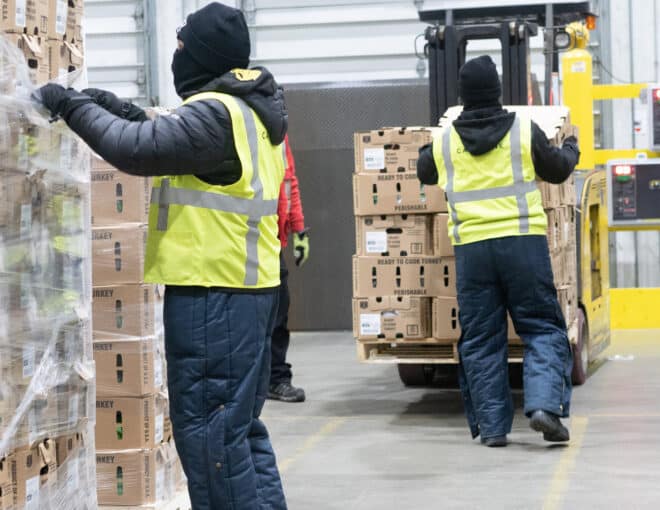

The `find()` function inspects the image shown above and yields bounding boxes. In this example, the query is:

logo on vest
[231,69,262,82]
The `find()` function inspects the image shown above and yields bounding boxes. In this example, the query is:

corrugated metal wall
[84,0,156,104]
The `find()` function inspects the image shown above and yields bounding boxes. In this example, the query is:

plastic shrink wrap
[0,34,96,509]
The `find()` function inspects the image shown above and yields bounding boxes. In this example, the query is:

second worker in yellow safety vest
[417,55,580,447]
[37,3,289,508]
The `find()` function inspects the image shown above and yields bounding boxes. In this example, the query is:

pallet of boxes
[352,126,460,362]
[353,107,578,367]
[91,157,188,509]
[1,15,95,510]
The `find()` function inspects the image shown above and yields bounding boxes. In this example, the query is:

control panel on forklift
[607,159,660,227]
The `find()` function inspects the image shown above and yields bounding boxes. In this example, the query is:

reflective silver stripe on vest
[444,117,535,242]
[509,117,530,233]
[236,98,264,286]
[442,128,461,244]
[152,97,276,287]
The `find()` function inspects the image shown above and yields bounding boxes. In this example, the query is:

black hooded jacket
[64,67,287,185]
[417,105,580,186]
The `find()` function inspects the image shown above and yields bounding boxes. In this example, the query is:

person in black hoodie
[37,3,288,509]
[417,55,580,447]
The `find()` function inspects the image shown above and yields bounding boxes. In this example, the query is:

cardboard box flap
[21,33,43,57]
[63,40,83,63]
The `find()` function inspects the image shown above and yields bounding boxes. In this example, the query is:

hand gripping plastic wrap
[0,35,97,510]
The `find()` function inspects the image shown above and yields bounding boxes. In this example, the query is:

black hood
[183,67,288,146]
[452,105,516,156]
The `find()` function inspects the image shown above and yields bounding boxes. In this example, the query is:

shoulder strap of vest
[183,91,235,106]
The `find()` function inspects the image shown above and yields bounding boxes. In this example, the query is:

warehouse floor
[262,330,660,510]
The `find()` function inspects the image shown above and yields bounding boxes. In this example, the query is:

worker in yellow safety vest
[417,55,580,447]
[37,2,289,507]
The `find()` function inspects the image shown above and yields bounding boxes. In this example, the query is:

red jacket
[278,135,305,247]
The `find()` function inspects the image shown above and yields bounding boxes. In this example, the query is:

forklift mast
[420,2,594,126]
[425,22,536,125]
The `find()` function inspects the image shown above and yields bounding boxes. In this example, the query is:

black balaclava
[172,2,251,98]
[458,55,502,109]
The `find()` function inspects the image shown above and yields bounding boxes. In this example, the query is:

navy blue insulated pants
[455,235,573,440]
[164,286,287,510]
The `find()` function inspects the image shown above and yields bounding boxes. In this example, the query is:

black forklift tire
[397,364,435,387]
[571,308,589,386]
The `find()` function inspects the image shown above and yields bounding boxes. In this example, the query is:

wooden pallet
[357,338,525,364]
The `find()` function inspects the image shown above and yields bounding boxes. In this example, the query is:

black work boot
[480,435,508,447]
[529,410,570,442]
[268,382,306,403]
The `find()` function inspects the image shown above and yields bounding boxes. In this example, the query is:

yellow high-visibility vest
[432,116,547,246]
[144,91,285,288]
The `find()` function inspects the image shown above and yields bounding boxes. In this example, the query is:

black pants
[270,253,293,385]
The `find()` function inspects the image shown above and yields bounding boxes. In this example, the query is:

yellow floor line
[278,417,346,474]
[543,416,589,510]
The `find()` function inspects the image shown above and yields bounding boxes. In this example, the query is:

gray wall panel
[283,81,430,330]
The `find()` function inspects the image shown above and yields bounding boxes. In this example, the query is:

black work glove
[35,83,93,121]
[82,87,149,121]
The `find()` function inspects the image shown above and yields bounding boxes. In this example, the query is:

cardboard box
[11,440,56,509]
[1,0,47,35]
[92,224,147,286]
[539,181,561,210]
[432,213,455,257]
[432,297,461,340]
[47,0,67,39]
[546,208,562,253]
[94,337,164,397]
[91,158,151,226]
[550,250,565,287]
[3,33,49,85]
[561,206,577,249]
[95,394,170,450]
[64,0,82,44]
[0,455,13,510]
[352,297,431,340]
[557,284,578,325]
[353,255,456,298]
[354,127,437,174]
[355,215,432,256]
[433,298,521,341]
[559,173,576,207]
[96,440,179,507]
[47,40,83,80]
[92,284,161,339]
[353,172,447,216]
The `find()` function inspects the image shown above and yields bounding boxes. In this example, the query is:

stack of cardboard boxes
[1,0,84,85]
[0,29,96,510]
[91,156,186,508]
[353,107,579,363]
[352,126,457,360]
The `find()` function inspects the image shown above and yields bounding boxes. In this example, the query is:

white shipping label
[363,148,385,171]
[23,345,36,378]
[360,314,382,336]
[366,231,388,254]
[15,0,27,27]
[155,467,165,502]
[155,413,164,443]
[25,476,40,510]
[56,0,68,34]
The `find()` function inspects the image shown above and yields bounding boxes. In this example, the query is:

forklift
[396,2,611,387]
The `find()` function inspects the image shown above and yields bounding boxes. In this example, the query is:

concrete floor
[262,330,660,510]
